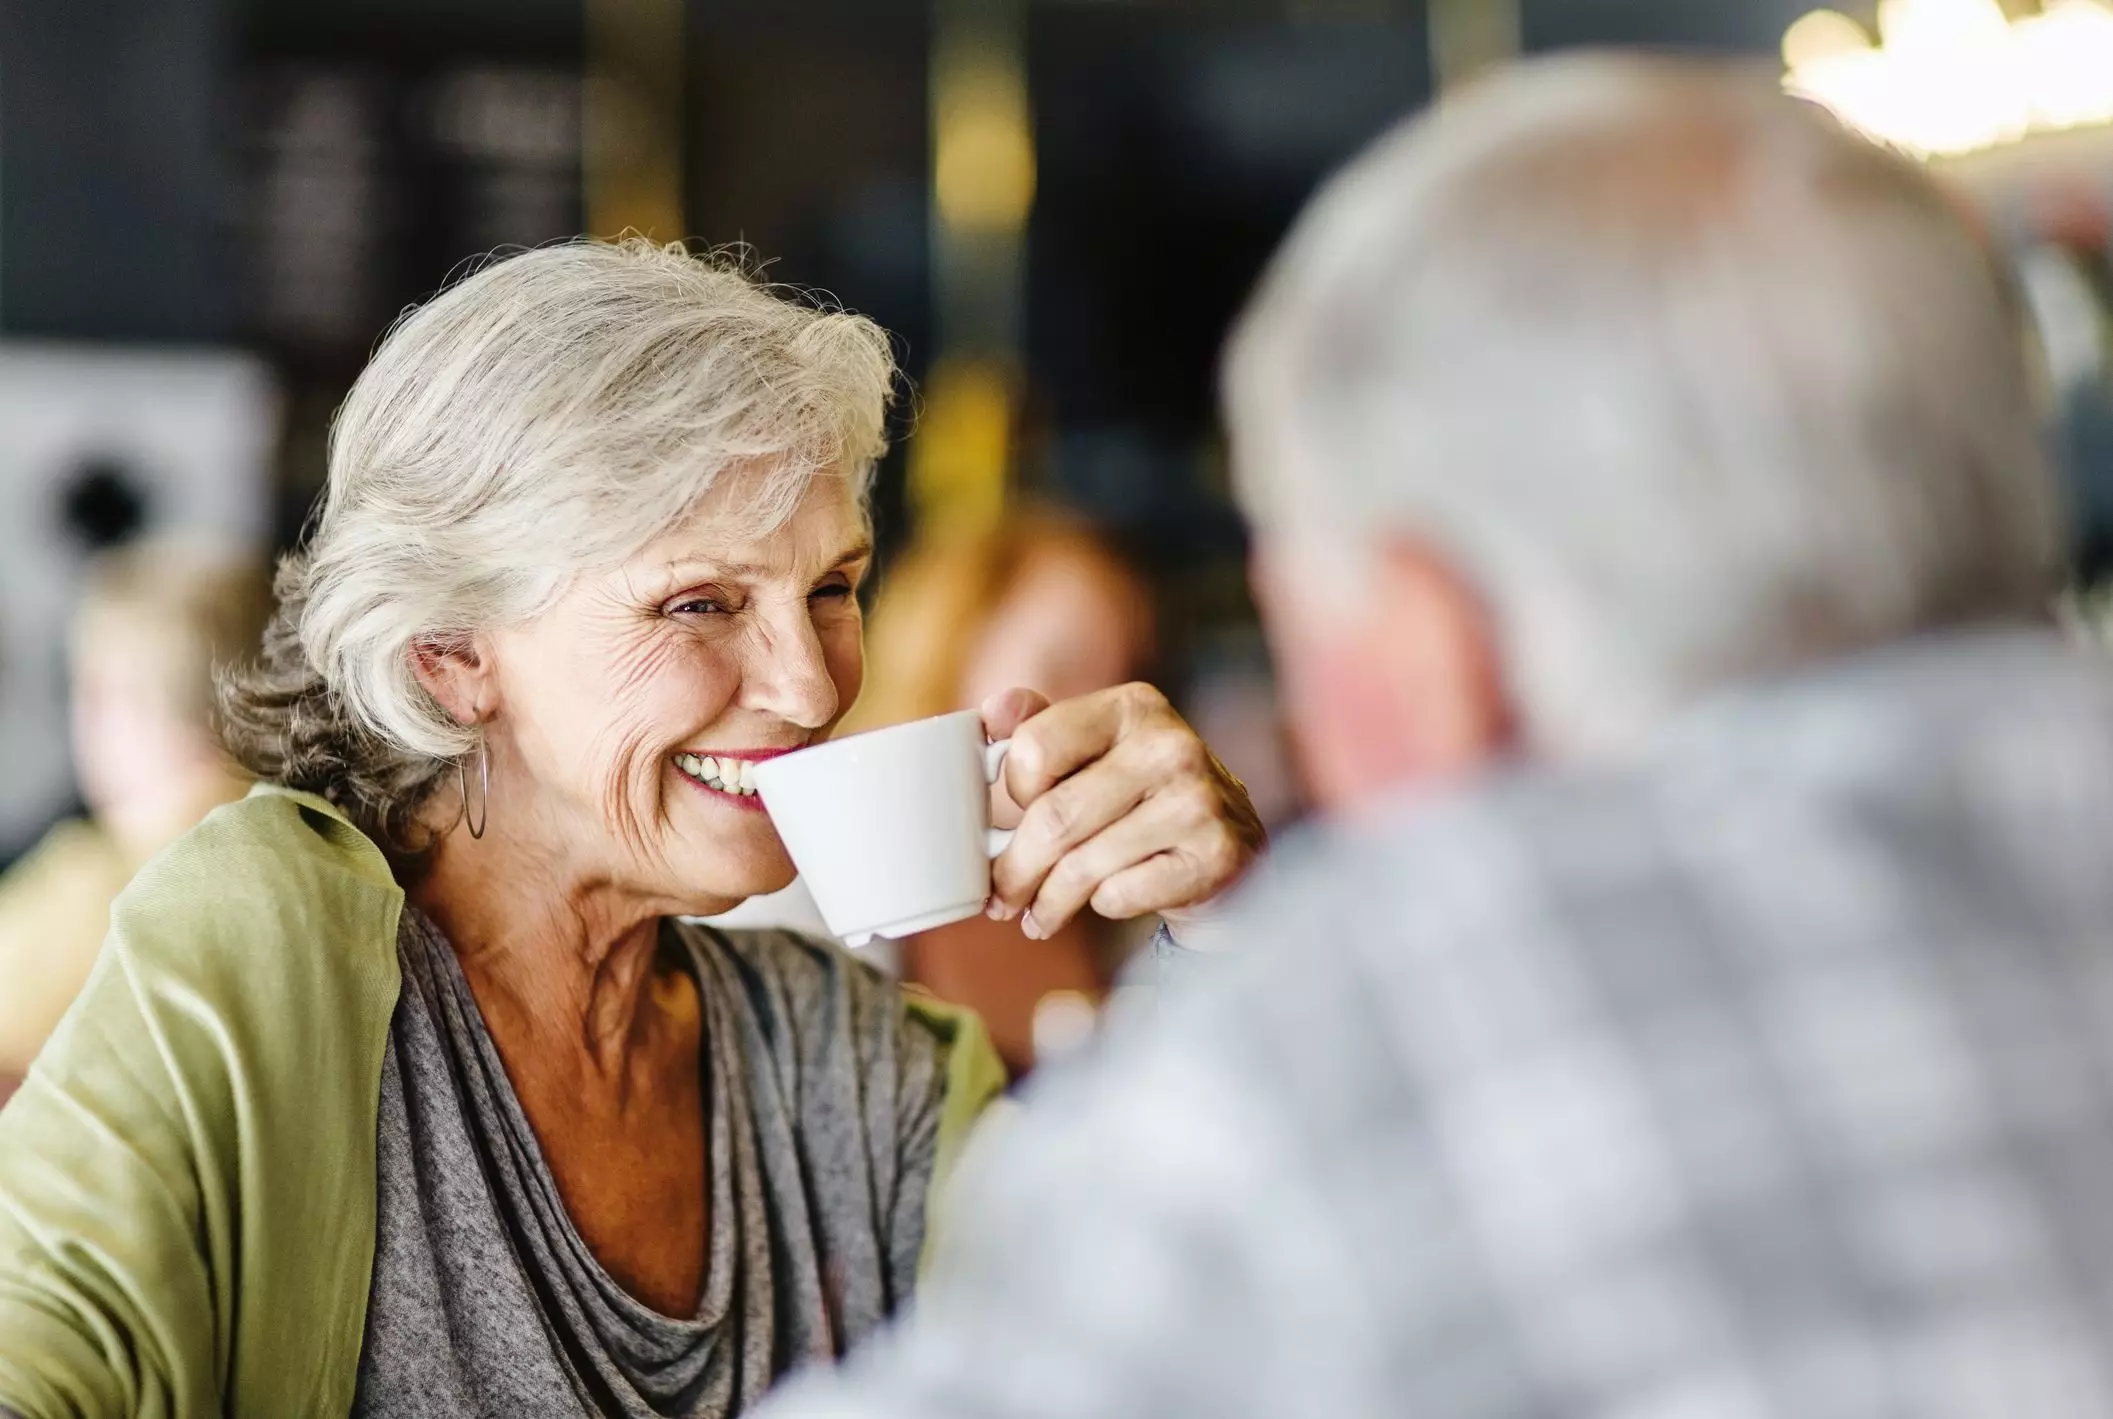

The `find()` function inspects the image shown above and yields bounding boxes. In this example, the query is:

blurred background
[1,0,2110,921]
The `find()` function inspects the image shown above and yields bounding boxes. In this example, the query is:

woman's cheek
[676,635,746,720]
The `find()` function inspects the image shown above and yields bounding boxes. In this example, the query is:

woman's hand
[981,684,1267,940]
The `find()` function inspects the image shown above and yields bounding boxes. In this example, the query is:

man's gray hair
[1224,54,2065,755]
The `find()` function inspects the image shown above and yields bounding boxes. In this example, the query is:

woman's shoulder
[57,784,404,1060]
[134,785,399,907]
[0,785,403,1419]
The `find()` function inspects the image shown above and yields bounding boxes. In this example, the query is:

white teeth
[678,753,757,795]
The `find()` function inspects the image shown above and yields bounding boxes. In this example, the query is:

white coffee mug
[750,710,1013,948]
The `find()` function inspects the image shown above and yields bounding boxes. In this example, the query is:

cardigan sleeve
[0,790,403,1419]
[0,930,227,1417]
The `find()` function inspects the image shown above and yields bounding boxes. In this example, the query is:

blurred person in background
[759,55,2113,1419]
[0,239,1262,1419]
[849,513,1158,1074]
[0,536,270,1079]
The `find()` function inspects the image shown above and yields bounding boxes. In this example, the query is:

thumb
[979,686,1051,742]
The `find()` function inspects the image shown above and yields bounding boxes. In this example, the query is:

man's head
[1225,54,2063,812]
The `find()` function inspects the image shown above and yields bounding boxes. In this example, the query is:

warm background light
[1785,0,2113,157]
[1781,8,1872,69]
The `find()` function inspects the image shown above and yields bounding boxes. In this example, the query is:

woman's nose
[743,608,840,730]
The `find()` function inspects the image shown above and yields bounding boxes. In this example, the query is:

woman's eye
[671,597,730,616]
[810,581,855,603]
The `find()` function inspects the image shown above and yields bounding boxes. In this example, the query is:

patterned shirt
[762,629,2113,1419]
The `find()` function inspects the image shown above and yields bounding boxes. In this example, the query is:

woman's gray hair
[1224,54,2066,756]
[222,238,896,851]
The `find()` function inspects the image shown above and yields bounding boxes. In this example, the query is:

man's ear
[1253,536,1512,815]
[1369,538,1512,777]
[410,634,495,729]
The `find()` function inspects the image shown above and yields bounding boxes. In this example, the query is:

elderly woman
[0,240,1264,1419]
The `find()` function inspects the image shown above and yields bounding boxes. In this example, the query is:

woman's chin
[664,839,798,913]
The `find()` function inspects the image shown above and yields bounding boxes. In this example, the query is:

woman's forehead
[636,478,869,578]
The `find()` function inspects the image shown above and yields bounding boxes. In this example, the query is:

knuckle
[1089,880,1133,919]
[1008,732,1052,788]
[987,855,1025,899]
[1046,854,1095,905]
[1149,730,1208,778]
[1035,789,1082,844]
[1175,777,1221,821]
[1118,680,1169,719]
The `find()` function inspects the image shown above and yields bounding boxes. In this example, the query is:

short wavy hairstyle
[221,238,897,853]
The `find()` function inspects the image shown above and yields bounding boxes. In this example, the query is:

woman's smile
[672,746,800,812]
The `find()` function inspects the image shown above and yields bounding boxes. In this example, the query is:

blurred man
[0,536,270,1077]
[759,54,2113,1418]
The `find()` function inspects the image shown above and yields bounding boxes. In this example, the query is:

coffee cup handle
[984,739,1014,857]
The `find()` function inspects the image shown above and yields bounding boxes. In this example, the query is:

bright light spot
[934,61,1036,235]
[2018,0,2113,131]
[1877,0,2009,50]
[1784,0,2113,157]
[1032,989,1100,1064]
[1782,9,1873,69]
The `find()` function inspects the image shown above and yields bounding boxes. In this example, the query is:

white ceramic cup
[750,709,1013,948]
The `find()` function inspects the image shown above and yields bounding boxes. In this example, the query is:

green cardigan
[0,785,1005,1418]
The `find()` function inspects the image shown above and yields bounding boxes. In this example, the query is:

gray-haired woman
[0,240,1264,1419]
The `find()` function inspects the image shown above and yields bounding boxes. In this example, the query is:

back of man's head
[1227,55,2064,776]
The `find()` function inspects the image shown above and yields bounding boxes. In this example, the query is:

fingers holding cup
[988,753,1152,927]
[1017,779,1250,937]
[980,682,1265,936]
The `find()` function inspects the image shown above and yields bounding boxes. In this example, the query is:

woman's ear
[410,634,496,728]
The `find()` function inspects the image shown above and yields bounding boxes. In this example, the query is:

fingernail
[987,898,1019,923]
[1020,911,1045,940]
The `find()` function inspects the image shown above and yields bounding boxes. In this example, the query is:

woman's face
[474,474,869,911]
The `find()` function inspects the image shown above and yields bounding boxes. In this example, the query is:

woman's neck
[409,824,678,1073]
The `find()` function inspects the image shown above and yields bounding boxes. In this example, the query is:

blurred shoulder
[0,817,128,898]
[1222,750,1737,970]
[1109,766,1689,1106]
[0,817,128,945]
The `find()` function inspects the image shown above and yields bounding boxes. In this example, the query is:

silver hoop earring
[457,738,489,840]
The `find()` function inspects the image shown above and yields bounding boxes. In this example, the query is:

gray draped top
[350,908,952,1417]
